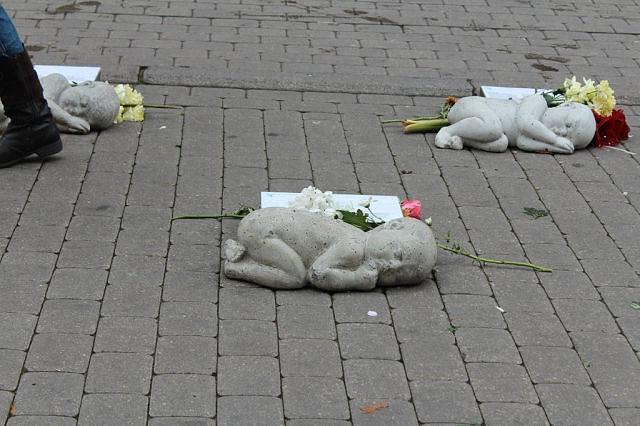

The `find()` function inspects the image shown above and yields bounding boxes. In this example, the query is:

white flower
[358,197,373,209]
[289,186,340,217]
[424,217,433,226]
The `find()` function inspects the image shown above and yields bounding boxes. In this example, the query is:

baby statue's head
[58,82,120,130]
[364,217,437,286]
[542,102,596,149]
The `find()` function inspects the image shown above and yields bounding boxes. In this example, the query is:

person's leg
[0,6,61,168]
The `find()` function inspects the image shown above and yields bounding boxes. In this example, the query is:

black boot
[0,50,61,168]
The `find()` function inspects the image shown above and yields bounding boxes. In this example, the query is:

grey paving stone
[6,416,76,426]
[150,374,216,417]
[617,316,640,352]
[286,421,349,426]
[24,333,92,373]
[343,359,410,401]
[78,394,148,426]
[219,287,275,321]
[217,356,280,396]
[36,300,100,335]
[385,279,443,310]
[443,294,506,328]
[539,271,600,300]
[277,305,336,339]
[0,390,11,424]
[582,259,640,287]
[536,384,612,426]
[148,419,215,426]
[163,271,218,303]
[0,313,37,350]
[400,340,467,381]
[521,346,591,385]
[553,299,619,333]
[47,268,108,300]
[101,284,162,318]
[391,308,452,343]
[504,312,572,347]
[13,372,84,416]
[275,289,332,307]
[85,353,153,394]
[609,408,640,426]
[217,396,284,426]
[492,281,555,313]
[280,339,342,378]
[108,254,166,287]
[350,398,418,426]
[155,336,217,374]
[337,323,400,360]
[0,349,24,391]
[332,292,391,324]
[467,363,538,403]
[57,240,114,269]
[480,402,549,426]
[66,215,121,242]
[282,377,349,420]
[434,264,493,295]
[599,287,640,317]
[94,316,157,354]
[0,282,44,315]
[159,301,217,336]
[218,320,277,356]
[456,328,522,363]
[595,371,640,408]
[410,380,482,424]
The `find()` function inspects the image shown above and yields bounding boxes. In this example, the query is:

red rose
[593,109,630,148]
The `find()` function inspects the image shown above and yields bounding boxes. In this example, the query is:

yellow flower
[114,105,125,124]
[114,84,144,106]
[122,105,145,122]
[591,91,615,117]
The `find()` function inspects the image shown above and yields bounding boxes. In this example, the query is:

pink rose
[401,199,422,219]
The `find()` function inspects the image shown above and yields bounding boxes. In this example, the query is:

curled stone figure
[0,73,120,134]
[435,94,596,154]
[223,208,437,291]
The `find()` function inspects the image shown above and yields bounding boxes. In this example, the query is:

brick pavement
[1,0,640,425]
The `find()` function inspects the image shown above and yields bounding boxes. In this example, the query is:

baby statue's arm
[308,238,377,291]
[47,100,91,134]
[516,95,563,146]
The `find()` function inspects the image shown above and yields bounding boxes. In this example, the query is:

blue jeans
[0,6,24,58]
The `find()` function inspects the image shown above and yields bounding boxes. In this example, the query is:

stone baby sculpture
[223,208,437,291]
[435,94,596,154]
[0,73,120,134]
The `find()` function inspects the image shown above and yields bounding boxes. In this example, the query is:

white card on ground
[34,65,101,83]
[260,192,404,221]
[481,85,549,100]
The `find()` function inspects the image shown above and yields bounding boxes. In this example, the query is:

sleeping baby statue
[0,73,120,134]
[223,207,437,291]
[435,94,596,154]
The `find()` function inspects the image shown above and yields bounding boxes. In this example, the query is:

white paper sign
[34,65,101,83]
[481,85,549,100]
[260,192,404,222]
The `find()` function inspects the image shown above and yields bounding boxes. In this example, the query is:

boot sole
[0,139,63,168]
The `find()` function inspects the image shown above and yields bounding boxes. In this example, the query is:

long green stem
[382,115,442,124]
[171,214,247,222]
[436,243,552,273]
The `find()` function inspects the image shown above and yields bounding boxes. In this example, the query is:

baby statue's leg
[435,99,508,152]
[223,238,307,289]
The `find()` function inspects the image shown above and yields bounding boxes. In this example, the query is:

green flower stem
[171,214,247,222]
[143,104,183,109]
[403,118,450,134]
[382,115,442,124]
[436,242,552,273]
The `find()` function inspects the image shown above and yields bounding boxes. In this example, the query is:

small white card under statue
[34,65,101,83]
[261,192,404,221]
[481,85,550,101]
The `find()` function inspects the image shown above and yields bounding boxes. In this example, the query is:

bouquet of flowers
[543,77,630,148]
[113,84,144,123]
